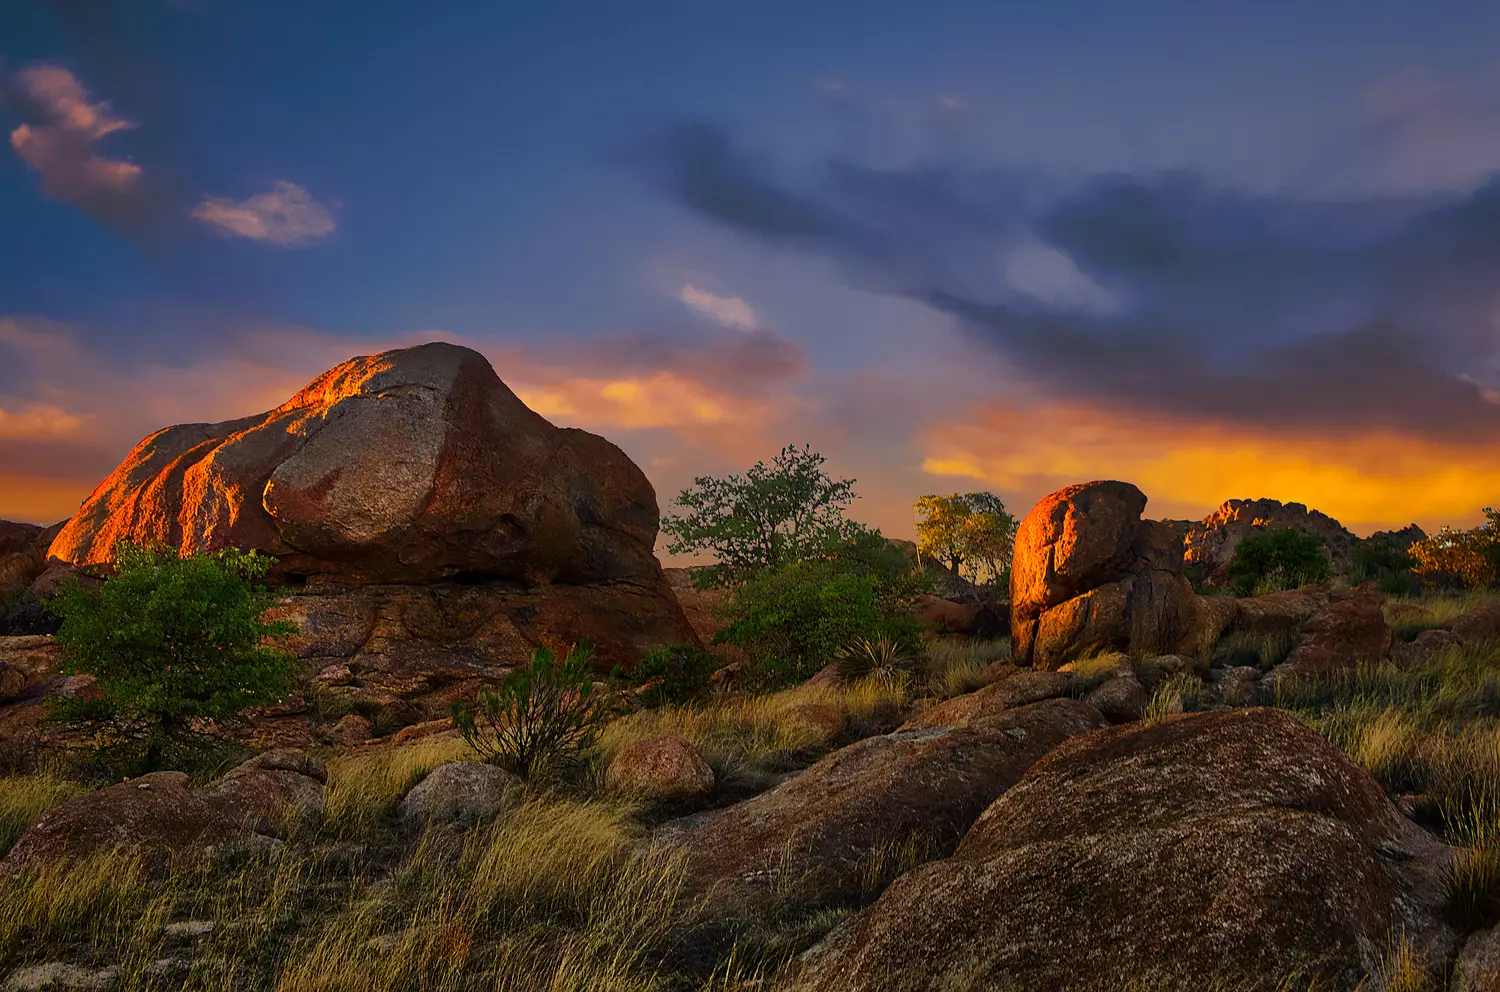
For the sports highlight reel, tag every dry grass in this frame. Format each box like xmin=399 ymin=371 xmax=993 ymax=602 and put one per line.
xmin=322 ymin=734 xmax=471 ymax=836
xmin=593 ymin=679 xmax=909 ymax=788
xmin=1143 ymin=673 xmax=1206 ymax=727
xmin=1385 ymin=588 xmax=1500 ymax=639
xmin=0 ymin=848 xmax=151 ymax=958
xmin=920 ymin=638 xmax=1010 ymax=699
xmin=0 ymin=771 xmax=89 ymax=856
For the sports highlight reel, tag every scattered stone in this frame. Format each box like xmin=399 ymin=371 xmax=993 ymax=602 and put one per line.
xmin=0 ymin=662 xmax=25 ymax=703
xmin=903 ymin=670 xmax=1070 ymax=729
xmin=666 ymin=697 xmax=1108 ymax=915
xmin=790 ymin=708 xmax=1454 ymax=992
xmin=3 ymin=963 xmax=119 ymax=991
xmin=397 ymin=761 xmax=520 ymax=824
xmin=1452 ymin=926 xmax=1500 ymax=992
xmin=197 ymin=750 xmax=327 ymax=837
xmin=330 ymin=713 xmax=374 ymax=745
xmin=1085 ymin=674 xmax=1148 ymax=723
xmin=604 ymin=737 xmax=715 ymax=801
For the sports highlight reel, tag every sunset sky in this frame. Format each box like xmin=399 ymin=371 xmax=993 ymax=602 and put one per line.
xmin=5 ymin=1 xmax=1500 ymax=547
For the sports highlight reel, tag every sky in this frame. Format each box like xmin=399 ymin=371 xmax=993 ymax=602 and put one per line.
xmin=4 ymin=1 xmax=1500 ymax=548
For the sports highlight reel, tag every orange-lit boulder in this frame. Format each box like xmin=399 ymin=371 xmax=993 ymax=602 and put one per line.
xmin=48 ymin=342 xmax=663 ymax=587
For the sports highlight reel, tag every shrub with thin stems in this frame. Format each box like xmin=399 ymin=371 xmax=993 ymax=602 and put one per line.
xmin=454 ymin=643 xmax=609 ymax=779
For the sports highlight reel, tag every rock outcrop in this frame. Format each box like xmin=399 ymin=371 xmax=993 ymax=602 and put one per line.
xmin=0 ymin=520 xmax=63 ymax=600
xmin=42 ymin=343 xmax=698 ymax=681
xmin=663 ymin=697 xmax=1107 ymax=914
xmin=791 ymin=708 xmax=1453 ymax=992
xmin=1177 ymin=498 xmax=1358 ymax=580
xmin=1010 ymin=481 xmax=1199 ymax=668
xmin=2 ymin=750 xmax=328 ymax=873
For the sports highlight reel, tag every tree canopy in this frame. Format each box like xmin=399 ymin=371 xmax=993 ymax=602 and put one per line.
xmin=913 ymin=492 xmax=1016 ymax=585
xmin=662 ymin=443 xmax=864 ymax=582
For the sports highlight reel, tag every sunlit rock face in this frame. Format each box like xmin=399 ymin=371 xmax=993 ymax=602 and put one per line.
xmin=1010 ymin=480 xmax=1201 ymax=668
xmin=49 ymin=342 xmax=662 ymax=586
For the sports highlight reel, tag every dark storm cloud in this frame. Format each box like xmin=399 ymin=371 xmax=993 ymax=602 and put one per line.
xmin=641 ymin=122 xmax=1500 ymax=439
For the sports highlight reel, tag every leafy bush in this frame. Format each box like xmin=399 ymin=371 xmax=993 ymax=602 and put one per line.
xmin=0 ymin=593 xmax=60 ymax=636
xmin=454 ymin=643 xmax=608 ymax=779
xmin=1350 ymin=541 xmax=1421 ymax=596
xmin=718 ymin=532 xmax=930 ymax=690
xmin=1412 ymin=513 xmax=1500 ymax=590
xmin=663 ymin=443 xmax=864 ymax=585
xmin=49 ymin=542 xmax=297 ymax=775
xmin=611 ymin=644 xmax=718 ymax=708
xmin=1225 ymin=528 xmax=1331 ymax=596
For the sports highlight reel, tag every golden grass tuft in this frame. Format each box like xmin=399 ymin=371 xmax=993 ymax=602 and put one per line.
xmin=322 ymin=734 xmax=471 ymax=836
xmin=0 ymin=771 xmax=89 ymax=856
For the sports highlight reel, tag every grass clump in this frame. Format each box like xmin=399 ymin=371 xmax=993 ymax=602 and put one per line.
xmin=921 ymin=637 xmax=1010 ymax=699
xmin=322 ymin=735 xmax=471 ymax=837
xmin=1211 ymin=628 xmax=1299 ymax=671
xmin=1143 ymin=673 xmax=1206 ymax=727
xmin=0 ymin=772 xmax=89 ymax=856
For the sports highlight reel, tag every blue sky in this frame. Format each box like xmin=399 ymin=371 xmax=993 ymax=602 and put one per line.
xmin=4 ymin=0 xmax=1500 ymax=539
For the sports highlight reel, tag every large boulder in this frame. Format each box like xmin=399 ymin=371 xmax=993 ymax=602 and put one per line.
xmin=662 ymin=697 xmax=1107 ymax=914
xmin=1011 ymin=482 xmax=1198 ymax=668
xmin=45 ymin=343 xmax=698 ymax=674
xmin=790 ymin=708 xmax=1454 ymax=992
xmin=0 ymin=520 xmax=63 ymax=600
xmin=197 ymin=749 xmax=328 ymax=836
xmin=397 ymin=761 xmax=520 ymax=824
xmin=605 ymin=736 xmax=715 ymax=800
xmin=1278 ymin=583 xmax=1393 ymax=676
xmin=49 ymin=342 xmax=664 ymax=588
xmin=1 ymin=772 xmax=237 ymax=874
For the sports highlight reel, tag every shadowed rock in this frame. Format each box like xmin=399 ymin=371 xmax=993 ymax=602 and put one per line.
xmin=662 ymin=697 xmax=1107 ymax=915
xmin=790 ymin=707 xmax=1454 ymax=992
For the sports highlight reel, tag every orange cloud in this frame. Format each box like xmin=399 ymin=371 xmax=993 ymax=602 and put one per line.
xmin=923 ymin=401 xmax=1500 ymax=534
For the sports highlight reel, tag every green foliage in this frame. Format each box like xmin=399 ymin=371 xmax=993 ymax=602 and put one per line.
xmin=1225 ymin=528 xmax=1331 ymax=596
xmin=1350 ymin=541 xmax=1421 ymax=596
xmin=913 ymin=492 xmax=1016 ymax=586
xmin=718 ymin=531 xmax=930 ymax=690
xmin=48 ymin=541 xmax=297 ymax=775
xmin=611 ymin=644 xmax=718 ymax=708
xmin=454 ymin=643 xmax=608 ymax=779
xmin=662 ymin=443 xmax=863 ymax=584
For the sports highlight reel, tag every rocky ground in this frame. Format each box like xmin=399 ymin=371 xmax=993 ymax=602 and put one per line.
xmin=1 ymin=343 xmax=1498 ymax=990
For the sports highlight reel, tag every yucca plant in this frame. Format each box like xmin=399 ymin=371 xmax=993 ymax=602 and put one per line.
xmin=454 ymin=643 xmax=608 ymax=779
xmin=837 ymin=635 xmax=917 ymax=687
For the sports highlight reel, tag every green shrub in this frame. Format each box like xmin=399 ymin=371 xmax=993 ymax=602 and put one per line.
xmin=48 ymin=541 xmax=297 ymax=775
xmin=611 ymin=644 xmax=718 ymax=708
xmin=1350 ymin=541 xmax=1421 ymax=596
xmin=1225 ymin=528 xmax=1331 ymax=596
xmin=454 ymin=643 xmax=608 ymax=779
xmin=718 ymin=534 xmax=929 ymax=691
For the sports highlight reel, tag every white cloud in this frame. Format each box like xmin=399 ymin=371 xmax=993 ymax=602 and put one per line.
xmin=192 ymin=181 xmax=336 ymax=247
xmin=999 ymin=241 xmax=1122 ymax=315
xmin=6 ymin=65 xmax=142 ymax=202
xmin=678 ymin=284 xmax=757 ymax=330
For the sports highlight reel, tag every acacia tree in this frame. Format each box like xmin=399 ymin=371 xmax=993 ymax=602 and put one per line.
xmin=913 ymin=492 xmax=1016 ymax=585
xmin=662 ymin=444 xmax=863 ymax=583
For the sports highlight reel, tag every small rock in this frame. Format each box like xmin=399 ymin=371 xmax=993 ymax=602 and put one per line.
xmin=398 ymin=761 xmax=520 ymax=824
xmin=331 ymin=713 xmax=374 ymax=745
xmin=4 ymin=964 xmax=119 ymax=991
xmin=392 ymin=717 xmax=454 ymax=744
xmin=311 ymin=663 xmax=356 ymax=687
xmin=1453 ymin=926 xmax=1500 ymax=992
xmin=163 ymin=919 xmax=215 ymax=939
xmin=0 ymin=662 xmax=25 ymax=703
xmin=783 ymin=702 xmax=846 ymax=744
xmin=198 ymin=749 xmax=327 ymax=836
xmin=1415 ymin=628 xmax=1459 ymax=652
xmin=1086 ymin=675 xmax=1148 ymax=723
xmin=605 ymin=737 xmax=715 ymax=800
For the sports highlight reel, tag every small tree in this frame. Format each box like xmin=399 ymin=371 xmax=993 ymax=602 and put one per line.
xmin=913 ymin=492 xmax=1016 ymax=585
xmin=662 ymin=444 xmax=862 ymax=583
xmin=49 ymin=542 xmax=297 ymax=775
xmin=1225 ymin=528 xmax=1331 ymax=597
xmin=453 ymin=643 xmax=607 ymax=779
